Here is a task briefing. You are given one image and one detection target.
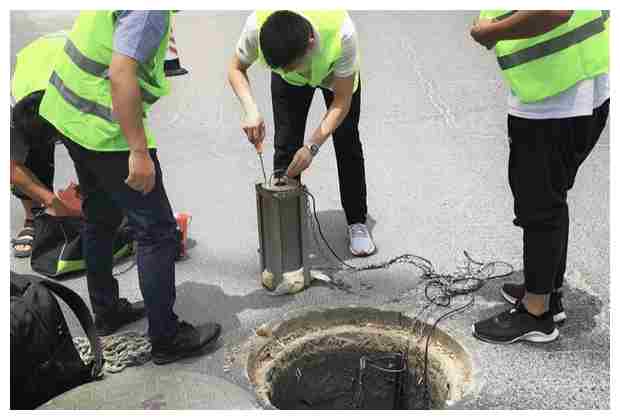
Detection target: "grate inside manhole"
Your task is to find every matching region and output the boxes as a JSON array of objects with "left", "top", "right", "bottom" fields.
[
  {"left": 247, "top": 308, "right": 474, "bottom": 410},
  {"left": 270, "top": 350, "right": 426, "bottom": 409}
]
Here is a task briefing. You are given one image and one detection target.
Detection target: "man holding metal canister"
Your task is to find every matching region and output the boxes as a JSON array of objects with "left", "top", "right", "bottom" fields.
[
  {"left": 228, "top": 10, "right": 376, "bottom": 257},
  {"left": 469, "top": 10, "right": 609, "bottom": 344}
]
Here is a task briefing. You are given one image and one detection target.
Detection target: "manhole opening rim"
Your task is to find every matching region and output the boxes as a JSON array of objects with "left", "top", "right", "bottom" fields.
[{"left": 247, "top": 322, "right": 474, "bottom": 409}]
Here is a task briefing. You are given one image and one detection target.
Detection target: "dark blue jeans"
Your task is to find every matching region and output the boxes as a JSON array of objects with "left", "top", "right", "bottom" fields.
[{"left": 62, "top": 138, "right": 178, "bottom": 342}]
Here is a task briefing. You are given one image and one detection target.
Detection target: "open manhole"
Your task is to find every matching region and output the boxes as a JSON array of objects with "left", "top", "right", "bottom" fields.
[{"left": 247, "top": 307, "right": 474, "bottom": 410}]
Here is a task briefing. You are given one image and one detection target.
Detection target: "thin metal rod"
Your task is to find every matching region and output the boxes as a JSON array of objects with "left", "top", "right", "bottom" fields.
[{"left": 258, "top": 151, "right": 267, "bottom": 185}]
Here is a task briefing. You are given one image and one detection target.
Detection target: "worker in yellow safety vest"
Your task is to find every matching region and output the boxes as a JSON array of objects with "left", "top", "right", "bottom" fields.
[
  {"left": 10, "top": 32, "right": 75, "bottom": 258},
  {"left": 470, "top": 10, "right": 609, "bottom": 344},
  {"left": 39, "top": 11, "right": 221, "bottom": 364},
  {"left": 228, "top": 10, "right": 377, "bottom": 257}
]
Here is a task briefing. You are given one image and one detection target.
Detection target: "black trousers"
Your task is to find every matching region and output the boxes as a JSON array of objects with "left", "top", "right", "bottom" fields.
[
  {"left": 11, "top": 91, "right": 57, "bottom": 203},
  {"left": 507, "top": 99, "right": 609, "bottom": 294},
  {"left": 271, "top": 72, "right": 368, "bottom": 225}
]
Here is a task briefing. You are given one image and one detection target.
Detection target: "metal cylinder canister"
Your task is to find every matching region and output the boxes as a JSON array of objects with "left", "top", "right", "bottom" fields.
[{"left": 255, "top": 178, "right": 310, "bottom": 293}]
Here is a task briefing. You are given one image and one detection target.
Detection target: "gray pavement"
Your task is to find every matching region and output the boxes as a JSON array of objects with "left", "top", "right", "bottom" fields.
[{"left": 9, "top": 11, "right": 610, "bottom": 409}]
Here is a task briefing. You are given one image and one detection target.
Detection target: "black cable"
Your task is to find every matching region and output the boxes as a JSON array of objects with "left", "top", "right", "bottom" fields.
[
  {"left": 303, "top": 188, "right": 512, "bottom": 296},
  {"left": 422, "top": 296, "right": 475, "bottom": 408},
  {"left": 303, "top": 187, "right": 357, "bottom": 270}
]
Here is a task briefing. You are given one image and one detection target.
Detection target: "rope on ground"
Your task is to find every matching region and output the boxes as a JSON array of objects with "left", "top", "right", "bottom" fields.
[{"left": 73, "top": 331, "right": 151, "bottom": 374}]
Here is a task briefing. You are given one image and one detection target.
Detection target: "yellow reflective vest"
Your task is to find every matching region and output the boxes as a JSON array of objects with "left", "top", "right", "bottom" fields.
[
  {"left": 480, "top": 10, "right": 609, "bottom": 103},
  {"left": 40, "top": 11, "right": 171, "bottom": 151}
]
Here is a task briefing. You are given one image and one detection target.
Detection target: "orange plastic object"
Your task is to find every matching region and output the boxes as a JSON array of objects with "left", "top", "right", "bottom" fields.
[
  {"left": 56, "top": 182, "right": 83, "bottom": 217},
  {"left": 174, "top": 212, "right": 192, "bottom": 257}
]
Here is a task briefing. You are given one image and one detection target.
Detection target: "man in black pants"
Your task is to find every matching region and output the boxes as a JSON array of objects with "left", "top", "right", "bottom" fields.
[
  {"left": 470, "top": 10, "right": 609, "bottom": 344},
  {"left": 11, "top": 94, "right": 58, "bottom": 258},
  {"left": 39, "top": 11, "right": 221, "bottom": 364},
  {"left": 228, "top": 10, "right": 376, "bottom": 257}
]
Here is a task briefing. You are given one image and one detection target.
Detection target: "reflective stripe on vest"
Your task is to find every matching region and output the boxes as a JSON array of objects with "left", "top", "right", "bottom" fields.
[
  {"left": 480, "top": 10, "right": 609, "bottom": 102},
  {"left": 495, "top": 11, "right": 609, "bottom": 70},
  {"left": 48, "top": 71, "right": 115, "bottom": 122},
  {"left": 64, "top": 38, "right": 159, "bottom": 105},
  {"left": 64, "top": 38, "right": 107, "bottom": 77},
  {"left": 39, "top": 11, "right": 170, "bottom": 152}
]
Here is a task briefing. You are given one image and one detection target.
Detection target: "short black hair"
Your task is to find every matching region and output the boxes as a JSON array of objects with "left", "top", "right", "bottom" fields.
[{"left": 259, "top": 11, "right": 311, "bottom": 69}]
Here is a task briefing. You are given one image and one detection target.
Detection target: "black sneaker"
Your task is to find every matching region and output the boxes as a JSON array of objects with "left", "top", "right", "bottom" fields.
[
  {"left": 501, "top": 283, "right": 566, "bottom": 323},
  {"left": 472, "top": 302, "right": 559, "bottom": 344},
  {"left": 95, "top": 298, "right": 146, "bottom": 336},
  {"left": 151, "top": 321, "right": 221, "bottom": 365}
]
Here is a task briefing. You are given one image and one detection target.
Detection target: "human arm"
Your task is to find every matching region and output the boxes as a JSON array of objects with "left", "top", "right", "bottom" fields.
[
  {"left": 10, "top": 102, "right": 71, "bottom": 216},
  {"left": 228, "top": 12, "right": 265, "bottom": 151},
  {"left": 110, "top": 11, "right": 170, "bottom": 194},
  {"left": 228, "top": 54, "right": 265, "bottom": 150},
  {"left": 109, "top": 52, "right": 155, "bottom": 194},
  {"left": 471, "top": 11, "right": 574, "bottom": 49},
  {"left": 10, "top": 160, "right": 72, "bottom": 216}
]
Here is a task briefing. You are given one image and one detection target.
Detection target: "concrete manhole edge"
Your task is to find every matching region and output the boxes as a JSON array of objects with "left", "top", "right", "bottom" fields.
[{"left": 231, "top": 304, "right": 482, "bottom": 409}]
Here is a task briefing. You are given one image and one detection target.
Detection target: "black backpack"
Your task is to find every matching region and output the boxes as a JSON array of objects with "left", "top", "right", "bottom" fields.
[{"left": 10, "top": 272, "right": 103, "bottom": 409}]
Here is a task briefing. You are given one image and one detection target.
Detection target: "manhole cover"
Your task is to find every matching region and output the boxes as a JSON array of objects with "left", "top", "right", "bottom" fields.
[
  {"left": 39, "top": 367, "right": 258, "bottom": 410},
  {"left": 247, "top": 307, "right": 474, "bottom": 409}
]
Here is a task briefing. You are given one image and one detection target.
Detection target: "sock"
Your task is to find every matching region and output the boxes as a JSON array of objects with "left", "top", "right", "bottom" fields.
[{"left": 523, "top": 292, "right": 550, "bottom": 315}]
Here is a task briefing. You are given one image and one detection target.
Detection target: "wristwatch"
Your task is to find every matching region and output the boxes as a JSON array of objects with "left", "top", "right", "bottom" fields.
[{"left": 305, "top": 143, "right": 321, "bottom": 157}]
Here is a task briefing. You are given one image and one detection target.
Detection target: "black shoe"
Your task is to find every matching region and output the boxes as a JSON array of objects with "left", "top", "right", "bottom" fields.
[
  {"left": 151, "top": 321, "right": 221, "bottom": 365},
  {"left": 95, "top": 298, "right": 146, "bottom": 336},
  {"left": 501, "top": 283, "right": 566, "bottom": 323},
  {"left": 472, "top": 302, "right": 559, "bottom": 344}
]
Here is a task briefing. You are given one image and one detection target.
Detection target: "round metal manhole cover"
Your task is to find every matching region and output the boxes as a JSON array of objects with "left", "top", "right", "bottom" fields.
[
  {"left": 246, "top": 307, "right": 475, "bottom": 410},
  {"left": 39, "top": 366, "right": 258, "bottom": 410}
]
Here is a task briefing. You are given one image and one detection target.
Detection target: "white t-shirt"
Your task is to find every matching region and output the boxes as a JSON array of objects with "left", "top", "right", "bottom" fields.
[
  {"left": 235, "top": 11, "right": 359, "bottom": 90},
  {"left": 508, "top": 73, "right": 609, "bottom": 119}
]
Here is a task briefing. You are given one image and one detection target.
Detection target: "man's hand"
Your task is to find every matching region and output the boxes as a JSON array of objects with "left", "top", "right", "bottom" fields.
[
  {"left": 470, "top": 18, "right": 498, "bottom": 50},
  {"left": 110, "top": 52, "right": 153, "bottom": 193},
  {"left": 228, "top": 54, "right": 265, "bottom": 151},
  {"left": 125, "top": 150, "right": 156, "bottom": 194},
  {"left": 45, "top": 194, "right": 75, "bottom": 217},
  {"left": 242, "top": 112, "right": 265, "bottom": 151},
  {"left": 286, "top": 146, "right": 313, "bottom": 178}
]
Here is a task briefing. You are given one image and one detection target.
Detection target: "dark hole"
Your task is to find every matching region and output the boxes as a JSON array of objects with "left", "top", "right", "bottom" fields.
[{"left": 269, "top": 351, "right": 433, "bottom": 410}]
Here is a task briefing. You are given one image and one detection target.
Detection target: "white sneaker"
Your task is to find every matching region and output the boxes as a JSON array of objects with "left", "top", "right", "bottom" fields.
[{"left": 348, "top": 223, "right": 376, "bottom": 257}]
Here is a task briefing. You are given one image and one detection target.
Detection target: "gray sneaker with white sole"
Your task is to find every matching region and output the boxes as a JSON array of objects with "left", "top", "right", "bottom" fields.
[{"left": 348, "top": 223, "right": 376, "bottom": 257}]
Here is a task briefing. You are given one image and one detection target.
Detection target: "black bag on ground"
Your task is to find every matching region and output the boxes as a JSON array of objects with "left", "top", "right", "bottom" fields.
[
  {"left": 10, "top": 272, "right": 103, "bottom": 410},
  {"left": 30, "top": 212, "right": 133, "bottom": 278}
]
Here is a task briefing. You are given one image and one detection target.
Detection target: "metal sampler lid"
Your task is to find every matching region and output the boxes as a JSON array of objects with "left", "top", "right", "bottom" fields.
[{"left": 259, "top": 176, "right": 301, "bottom": 193}]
